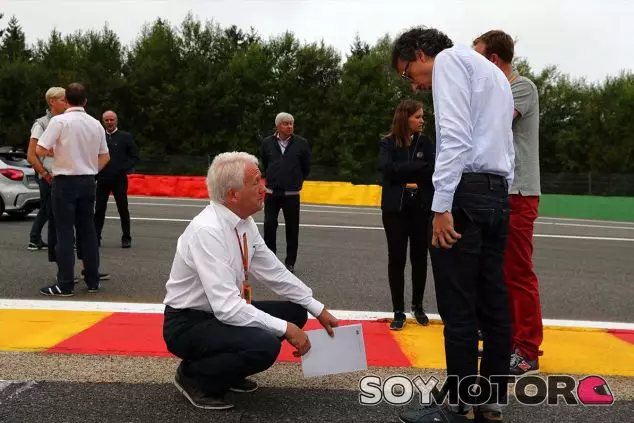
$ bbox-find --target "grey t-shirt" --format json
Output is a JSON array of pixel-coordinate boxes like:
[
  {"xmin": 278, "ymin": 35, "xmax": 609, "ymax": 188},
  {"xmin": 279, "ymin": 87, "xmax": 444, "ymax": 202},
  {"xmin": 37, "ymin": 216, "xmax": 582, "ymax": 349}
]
[
  {"xmin": 31, "ymin": 114, "xmax": 54, "ymax": 173},
  {"xmin": 510, "ymin": 70, "xmax": 541, "ymax": 196}
]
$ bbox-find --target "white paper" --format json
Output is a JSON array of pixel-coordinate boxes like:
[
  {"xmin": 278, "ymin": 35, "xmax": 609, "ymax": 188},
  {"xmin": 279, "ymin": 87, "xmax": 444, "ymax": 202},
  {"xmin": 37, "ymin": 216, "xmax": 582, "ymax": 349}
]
[{"xmin": 300, "ymin": 323, "xmax": 368, "ymax": 378}]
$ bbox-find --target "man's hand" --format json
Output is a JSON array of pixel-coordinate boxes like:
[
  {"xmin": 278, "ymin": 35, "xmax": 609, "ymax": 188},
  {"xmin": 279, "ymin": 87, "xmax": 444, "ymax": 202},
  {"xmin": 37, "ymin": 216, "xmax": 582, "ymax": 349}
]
[
  {"xmin": 432, "ymin": 211, "xmax": 461, "ymax": 249},
  {"xmin": 42, "ymin": 173, "xmax": 53, "ymax": 185},
  {"xmin": 317, "ymin": 309, "xmax": 339, "ymax": 337},
  {"xmin": 284, "ymin": 322, "xmax": 311, "ymax": 357}
]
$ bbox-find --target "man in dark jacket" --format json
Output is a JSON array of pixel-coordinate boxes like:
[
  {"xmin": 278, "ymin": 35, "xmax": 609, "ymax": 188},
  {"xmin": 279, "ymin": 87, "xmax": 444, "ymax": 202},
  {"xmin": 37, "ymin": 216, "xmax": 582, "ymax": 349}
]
[
  {"xmin": 94, "ymin": 110, "xmax": 139, "ymax": 248},
  {"xmin": 260, "ymin": 112, "xmax": 311, "ymax": 273}
]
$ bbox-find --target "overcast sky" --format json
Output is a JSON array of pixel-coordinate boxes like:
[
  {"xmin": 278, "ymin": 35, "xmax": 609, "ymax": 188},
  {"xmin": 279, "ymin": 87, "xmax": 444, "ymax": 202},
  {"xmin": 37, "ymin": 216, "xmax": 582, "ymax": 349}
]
[{"xmin": 3, "ymin": 0, "xmax": 633, "ymax": 82}]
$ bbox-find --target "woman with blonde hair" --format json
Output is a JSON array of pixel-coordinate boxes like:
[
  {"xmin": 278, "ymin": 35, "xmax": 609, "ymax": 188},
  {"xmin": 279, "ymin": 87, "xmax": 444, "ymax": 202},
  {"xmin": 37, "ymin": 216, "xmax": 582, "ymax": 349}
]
[{"xmin": 379, "ymin": 99, "xmax": 435, "ymax": 330}]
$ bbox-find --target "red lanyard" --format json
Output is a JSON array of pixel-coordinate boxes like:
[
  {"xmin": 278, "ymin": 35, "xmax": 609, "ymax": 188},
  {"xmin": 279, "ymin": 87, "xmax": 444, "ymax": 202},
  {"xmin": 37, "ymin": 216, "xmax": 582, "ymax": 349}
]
[{"xmin": 234, "ymin": 228, "xmax": 252, "ymax": 304}]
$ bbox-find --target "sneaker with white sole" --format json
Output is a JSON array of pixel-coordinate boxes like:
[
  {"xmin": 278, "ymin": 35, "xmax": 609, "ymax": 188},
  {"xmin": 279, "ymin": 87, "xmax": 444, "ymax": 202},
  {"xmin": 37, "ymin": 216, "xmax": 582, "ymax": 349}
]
[{"xmin": 510, "ymin": 348, "xmax": 539, "ymax": 376}]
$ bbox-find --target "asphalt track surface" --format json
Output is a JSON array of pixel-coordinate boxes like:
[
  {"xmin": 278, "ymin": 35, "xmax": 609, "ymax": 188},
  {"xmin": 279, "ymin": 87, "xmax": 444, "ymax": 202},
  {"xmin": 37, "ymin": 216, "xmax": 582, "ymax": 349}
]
[
  {"xmin": 1, "ymin": 195, "xmax": 633, "ymax": 322},
  {"xmin": 1, "ymin": 196, "xmax": 633, "ymax": 422}
]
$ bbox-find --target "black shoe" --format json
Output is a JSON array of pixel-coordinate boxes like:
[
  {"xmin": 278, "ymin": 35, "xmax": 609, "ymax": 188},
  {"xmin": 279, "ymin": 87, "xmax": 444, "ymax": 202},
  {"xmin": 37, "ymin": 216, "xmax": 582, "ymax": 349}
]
[
  {"xmin": 285, "ymin": 263, "xmax": 294, "ymax": 273},
  {"xmin": 475, "ymin": 408, "xmax": 504, "ymax": 422},
  {"xmin": 121, "ymin": 238, "xmax": 131, "ymax": 248},
  {"xmin": 412, "ymin": 305, "xmax": 429, "ymax": 326},
  {"xmin": 174, "ymin": 365, "xmax": 234, "ymax": 410},
  {"xmin": 390, "ymin": 311, "xmax": 407, "ymax": 330},
  {"xmin": 40, "ymin": 283, "xmax": 74, "ymax": 297},
  {"xmin": 399, "ymin": 405, "xmax": 475, "ymax": 423},
  {"xmin": 230, "ymin": 378, "xmax": 258, "ymax": 393},
  {"xmin": 28, "ymin": 241, "xmax": 48, "ymax": 251},
  {"xmin": 80, "ymin": 269, "xmax": 110, "ymax": 281}
]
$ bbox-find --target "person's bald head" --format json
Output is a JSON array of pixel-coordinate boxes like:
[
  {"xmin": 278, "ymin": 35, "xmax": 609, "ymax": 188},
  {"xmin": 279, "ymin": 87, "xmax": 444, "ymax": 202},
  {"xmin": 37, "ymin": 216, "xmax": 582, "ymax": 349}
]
[{"xmin": 102, "ymin": 110, "xmax": 118, "ymax": 132}]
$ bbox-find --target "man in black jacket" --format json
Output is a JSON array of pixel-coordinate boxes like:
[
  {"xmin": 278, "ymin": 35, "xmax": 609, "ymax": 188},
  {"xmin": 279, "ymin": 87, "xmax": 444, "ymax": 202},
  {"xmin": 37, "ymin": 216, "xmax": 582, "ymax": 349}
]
[
  {"xmin": 260, "ymin": 112, "xmax": 310, "ymax": 273},
  {"xmin": 94, "ymin": 110, "xmax": 139, "ymax": 248}
]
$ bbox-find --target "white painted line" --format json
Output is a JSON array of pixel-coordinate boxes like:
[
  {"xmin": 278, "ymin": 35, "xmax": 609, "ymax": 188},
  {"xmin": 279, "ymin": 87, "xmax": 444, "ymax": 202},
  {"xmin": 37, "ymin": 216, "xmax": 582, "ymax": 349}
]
[
  {"xmin": 536, "ymin": 222, "xmax": 634, "ymax": 231},
  {"xmin": 120, "ymin": 202, "xmax": 382, "ymax": 215},
  {"xmin": 108, "ymin": 216, "xmax": 634, "ymax": 242},
  {"xmin": 1, "ymin": 300, "xmax": 633, "ymax": 331},
  {"xmin": 0, "ymin": 381, "xmax": 37, "ymax": 404}
]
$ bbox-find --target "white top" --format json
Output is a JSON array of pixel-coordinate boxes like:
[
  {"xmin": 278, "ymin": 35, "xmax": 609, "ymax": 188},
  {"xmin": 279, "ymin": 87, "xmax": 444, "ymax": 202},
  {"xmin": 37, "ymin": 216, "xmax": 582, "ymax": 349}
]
[
  {"xmin": 37, "ymin": 107, "xmax": 109, "ymax": 176},
  {"xmin": 163, "ymin": 202, "xmax": 325, "ymax": 337},
  {"xmin": 30, "ymin": 119, "xmax": 54, "ymax": 173},
  {"xmin": 430, "ymin": 44, "xmax": 515, "ymax": 212}
]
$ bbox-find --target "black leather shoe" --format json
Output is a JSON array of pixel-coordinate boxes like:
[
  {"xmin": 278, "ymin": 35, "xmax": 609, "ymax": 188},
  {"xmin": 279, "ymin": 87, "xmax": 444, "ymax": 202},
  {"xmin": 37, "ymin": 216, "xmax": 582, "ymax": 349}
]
[
  {"xmin": 121, "ymin": 238, "xmax": 131, "ymax": 248},
  {"xmin": 390, "ymin": 311, "xmax": 407, "ymax": 330},
  {"xmin": 285, "ymin": 263, "xmax": 294, "ymax": 273},
  {"xmin": 230, "ymin": 378, "xmax": 258, "ymax": 393},
  {"xmin": 174, "ymin": 364, "xmax": 234, "ymax": 410}
]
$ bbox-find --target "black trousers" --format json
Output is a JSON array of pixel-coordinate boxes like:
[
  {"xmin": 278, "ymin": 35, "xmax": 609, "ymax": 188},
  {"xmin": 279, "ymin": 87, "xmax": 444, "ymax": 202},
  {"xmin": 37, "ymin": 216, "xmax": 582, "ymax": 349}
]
[
  {"xmin": 94, "ymin": 173, "xmax": 131, "ymax": 242},
  {"xmin": 51, "ymin": 175, "xmax": 100, "ymax": 289},
  {"xmin": 29, "ymin": 176, "xmax": 51, "ymax": 243},
  {"xmin": 163, "ymin": 301, "xmax": 307, "ymax": 397},
  {"xmin": 429, "ymin": 173, "xmax": 512, "ymax": 408},
  {"xmin": 381, "ymin": 197, "xmax": 431, "ymax": 312},
  {"xmin": 263, "ymin": 194, "xmax": 300, "ymax": 266}
]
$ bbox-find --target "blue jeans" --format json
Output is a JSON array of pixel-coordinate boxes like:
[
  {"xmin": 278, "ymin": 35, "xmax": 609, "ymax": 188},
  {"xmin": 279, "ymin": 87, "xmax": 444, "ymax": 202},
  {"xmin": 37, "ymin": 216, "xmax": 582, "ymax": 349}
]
[
  {"xmin": 29, "ymin": 177, "xmax": 51, "ymax": 243},
  {"xmin": 51, "ymin": 175, "xmax": 99, "ymax": 289}
]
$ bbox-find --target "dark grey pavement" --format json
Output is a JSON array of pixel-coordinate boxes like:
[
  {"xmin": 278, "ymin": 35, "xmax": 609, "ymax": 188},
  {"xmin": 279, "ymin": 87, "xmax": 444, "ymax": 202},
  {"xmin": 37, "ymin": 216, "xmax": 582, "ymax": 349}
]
[
  {"xmin": 0, "ymin": 379, "xmax": 630, "ymax": 423},
  {"xmin": 1, "ymin": 196, "xmax": 633, "ymax": 322}
]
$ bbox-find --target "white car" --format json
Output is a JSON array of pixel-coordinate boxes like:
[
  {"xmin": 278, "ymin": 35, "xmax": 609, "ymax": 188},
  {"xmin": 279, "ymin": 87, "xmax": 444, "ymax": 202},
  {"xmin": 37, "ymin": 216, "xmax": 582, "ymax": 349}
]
[{"xmin": 0, "ymin": 146, "xmax": 40, "ymax": 218}]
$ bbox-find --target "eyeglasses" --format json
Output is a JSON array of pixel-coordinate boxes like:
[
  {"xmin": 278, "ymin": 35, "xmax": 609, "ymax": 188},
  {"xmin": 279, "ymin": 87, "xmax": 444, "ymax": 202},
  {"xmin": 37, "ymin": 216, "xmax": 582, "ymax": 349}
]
[{"xmin": 401, "ymin": 61, "xmax": 413, "ymax": 82}]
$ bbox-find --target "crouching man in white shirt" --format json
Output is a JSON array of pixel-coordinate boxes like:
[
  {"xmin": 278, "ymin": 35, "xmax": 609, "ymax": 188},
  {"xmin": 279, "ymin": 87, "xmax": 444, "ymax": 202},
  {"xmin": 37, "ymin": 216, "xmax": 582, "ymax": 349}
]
[{"xmin": 162, "ymin": 151, "xmax": 339, "ymax": 410}]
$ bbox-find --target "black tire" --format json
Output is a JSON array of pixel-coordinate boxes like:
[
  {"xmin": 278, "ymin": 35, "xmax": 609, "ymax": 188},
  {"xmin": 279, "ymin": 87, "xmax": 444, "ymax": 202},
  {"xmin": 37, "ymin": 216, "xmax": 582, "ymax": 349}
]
[{"xmin": 7, "ymin": 209, "xmax": 30, "ymax": 218}]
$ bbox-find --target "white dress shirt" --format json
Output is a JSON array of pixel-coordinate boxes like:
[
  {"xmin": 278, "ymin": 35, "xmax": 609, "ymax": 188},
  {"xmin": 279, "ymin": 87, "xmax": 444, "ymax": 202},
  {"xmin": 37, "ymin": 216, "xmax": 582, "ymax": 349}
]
[
  {"xmin": 431, "ymin": 44, "xmax": 515, "ymax": 212},
  {"xmin": 37, "ymin": 107, "xmax": 109, "ymax": 176},
  {"xmin": 163, "ymin": 202, "xmax": 325, "ymax": 337}
]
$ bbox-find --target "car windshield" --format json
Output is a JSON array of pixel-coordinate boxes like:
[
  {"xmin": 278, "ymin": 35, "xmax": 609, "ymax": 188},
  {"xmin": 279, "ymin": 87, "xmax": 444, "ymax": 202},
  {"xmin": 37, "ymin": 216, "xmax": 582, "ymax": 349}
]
[{"xmin": 0, "ymin": 153, "xmax": 31, "ymax": 168}]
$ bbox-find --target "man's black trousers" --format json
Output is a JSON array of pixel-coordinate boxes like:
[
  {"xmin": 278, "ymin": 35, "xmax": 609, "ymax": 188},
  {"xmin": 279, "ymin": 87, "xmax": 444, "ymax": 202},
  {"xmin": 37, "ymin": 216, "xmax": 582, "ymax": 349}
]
[
  {"xmin": 263, "ymin": 193, "xmax": 300, "ymax": 266},
  {"xmin": 163, "ymin": 301, "xmax": 307, "ymax": 397},
  {"xmin": 429, "ymin": 173, "xmax": 512, "ymax": 409},
  {"xmin": 94, "ymin": 173, "xmax": 131, "ymax": 242}
]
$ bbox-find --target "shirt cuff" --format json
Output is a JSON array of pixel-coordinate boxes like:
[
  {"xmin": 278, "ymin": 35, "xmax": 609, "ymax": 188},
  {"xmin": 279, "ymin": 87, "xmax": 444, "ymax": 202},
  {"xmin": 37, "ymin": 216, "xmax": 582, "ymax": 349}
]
[
  {"xmin": 268, "ymin": 315, "xmax": 289, "ymax": 337},
  {"xmin": 431, "ymin": 191, "xmax": 455, "ymax": 213},
  {"xmin": 305, "ymin": 298, "xmax": 325, "ymax": 318}
]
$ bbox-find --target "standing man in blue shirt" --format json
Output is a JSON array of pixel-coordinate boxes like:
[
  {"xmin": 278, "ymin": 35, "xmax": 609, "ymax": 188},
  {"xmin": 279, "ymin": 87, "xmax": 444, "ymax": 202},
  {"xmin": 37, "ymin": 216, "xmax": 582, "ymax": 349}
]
[{"xmin": 392, "ymin": 27, "xmax": 515, "ymax": 423}]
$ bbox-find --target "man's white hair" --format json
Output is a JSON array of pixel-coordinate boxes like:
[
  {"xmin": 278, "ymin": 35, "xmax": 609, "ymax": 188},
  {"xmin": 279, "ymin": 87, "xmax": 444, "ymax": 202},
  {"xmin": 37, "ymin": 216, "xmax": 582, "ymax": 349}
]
[
  {"xmin": 206, "ymin": 152, "xmax": 259, "ymax": 203},
  {"xmin": 45, "ymin": 87, "xmax": 65, "ymax": 103},
  {"xmin": 275, "ymin": 112, "xmax": 294, "ymax": 127}
]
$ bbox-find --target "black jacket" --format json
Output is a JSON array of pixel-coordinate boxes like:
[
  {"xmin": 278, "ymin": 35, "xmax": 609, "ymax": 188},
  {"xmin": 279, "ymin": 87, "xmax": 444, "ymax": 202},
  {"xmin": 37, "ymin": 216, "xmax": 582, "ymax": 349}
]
[
  {"xmin": 379, "ymin": 133, "xmax": 435, "ymax": 212},
  {"xmin": 98, "ymin": 129, "xmax": 139, "ymax": 179},
  {"xmin": 260, "ymin": 134, "xmax": 311, "ymax": 192}
]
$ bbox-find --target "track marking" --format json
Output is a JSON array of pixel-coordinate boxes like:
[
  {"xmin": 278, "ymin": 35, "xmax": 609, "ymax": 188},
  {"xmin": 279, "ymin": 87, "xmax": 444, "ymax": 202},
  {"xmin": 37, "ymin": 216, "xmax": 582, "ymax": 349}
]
[
  {"xmin": 1, "ymin": 300, "xmax": 633, "ymax": 331},
  {"xmin": 106, "ymin": 216, "xmax": 634, "ymax": 241}
]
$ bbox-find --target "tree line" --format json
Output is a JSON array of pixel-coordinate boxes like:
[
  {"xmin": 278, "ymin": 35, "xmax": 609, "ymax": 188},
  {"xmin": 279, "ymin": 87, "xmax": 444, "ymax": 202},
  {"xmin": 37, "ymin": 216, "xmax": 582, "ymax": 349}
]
[{"xmin": 0, "ymin": 13, "xmax": 632, "ymax": 183}]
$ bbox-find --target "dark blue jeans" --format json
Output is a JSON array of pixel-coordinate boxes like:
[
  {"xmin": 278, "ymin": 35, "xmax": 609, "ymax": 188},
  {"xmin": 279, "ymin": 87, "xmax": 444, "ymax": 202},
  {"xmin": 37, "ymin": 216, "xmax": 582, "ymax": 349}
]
[
  {"xmin": 51, "ymin": 175, "xmax": 99, "ymax": 290},
  {"xmin": 29, "ymin": 176, "xmax": 51, "ymax": 243},
  {"xmin": 429, "ymin": 173, "xmax": 512, "ymax": 409}
]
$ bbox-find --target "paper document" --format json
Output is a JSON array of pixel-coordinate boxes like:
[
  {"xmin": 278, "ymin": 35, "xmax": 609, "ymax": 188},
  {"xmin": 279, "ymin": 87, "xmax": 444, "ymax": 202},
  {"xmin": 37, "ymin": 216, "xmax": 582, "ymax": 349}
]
[{"xmin": 300, "ymin": 323, "xmax": 368, "ymax": 378}]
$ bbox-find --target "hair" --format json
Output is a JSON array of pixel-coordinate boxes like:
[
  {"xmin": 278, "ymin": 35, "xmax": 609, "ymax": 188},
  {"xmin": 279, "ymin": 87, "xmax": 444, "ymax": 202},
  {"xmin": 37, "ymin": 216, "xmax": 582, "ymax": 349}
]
[
  {"xmin": 45, "ymin": 87, "xmax": 65, "ymax": 104},
  {"xmin": 391, "ymin": 26, "xmax": 454, "ymax": 71},
  {"xmin": 65, "ymin": 82, "xmax": 86, "ymax": 106},
  {"xmin": 387, "ymin": 99, "xmax": 423, "ymax": 148},
  {"xmin": 206, "ymin": 152, "xmax": 259, "ymax": 203},
  {"xmin": 275, "ymin": 112, "xmax": 294, "ymax": 127},
  {"xmin": 472, "ymin": 30, "xmax": 514, "ymax": 63}
]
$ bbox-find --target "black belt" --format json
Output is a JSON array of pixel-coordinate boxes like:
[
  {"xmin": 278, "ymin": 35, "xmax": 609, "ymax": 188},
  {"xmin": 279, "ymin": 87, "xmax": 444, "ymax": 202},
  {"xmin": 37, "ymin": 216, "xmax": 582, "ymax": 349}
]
[{"xmin": 458, "ymin": 172, "xmax": 508, "ymax": 191}]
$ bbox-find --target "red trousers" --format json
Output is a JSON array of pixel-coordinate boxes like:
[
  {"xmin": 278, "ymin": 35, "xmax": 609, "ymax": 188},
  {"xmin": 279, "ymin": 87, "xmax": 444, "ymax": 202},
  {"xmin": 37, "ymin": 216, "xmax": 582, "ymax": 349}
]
[{"xmin": 504, "ymin": 195, "xmax": 543, "ymax": 360}]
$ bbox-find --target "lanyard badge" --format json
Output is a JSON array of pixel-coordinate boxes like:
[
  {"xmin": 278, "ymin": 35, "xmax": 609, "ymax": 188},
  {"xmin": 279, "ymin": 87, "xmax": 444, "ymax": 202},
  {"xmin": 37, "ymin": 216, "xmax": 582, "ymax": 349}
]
[{"xmin": 235, "ymin": 229, "xmax": 252, "ymax": 304}]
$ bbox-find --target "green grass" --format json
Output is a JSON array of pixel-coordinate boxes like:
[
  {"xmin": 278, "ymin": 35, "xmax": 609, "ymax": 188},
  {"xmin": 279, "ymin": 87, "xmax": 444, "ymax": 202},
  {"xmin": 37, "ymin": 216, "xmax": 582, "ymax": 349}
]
[{"xmin": 539, "ymin": 195, "xmax": 634, "ymax": 222}]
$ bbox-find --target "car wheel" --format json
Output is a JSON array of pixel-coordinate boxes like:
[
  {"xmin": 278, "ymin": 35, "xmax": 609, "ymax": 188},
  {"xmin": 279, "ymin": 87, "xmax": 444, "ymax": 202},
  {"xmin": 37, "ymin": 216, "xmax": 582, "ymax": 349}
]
[
  {"xmin": 7, "ymin": 209, "xmax": 31, "ymax": 219},
  {"xmin": 0, "ymin": 197, "xmax": 5, "ymax": 216}
]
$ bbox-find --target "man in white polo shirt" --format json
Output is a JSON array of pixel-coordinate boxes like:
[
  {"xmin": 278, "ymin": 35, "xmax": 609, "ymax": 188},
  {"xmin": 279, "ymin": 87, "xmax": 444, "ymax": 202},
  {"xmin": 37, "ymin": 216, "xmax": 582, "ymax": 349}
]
[{"xmin": 36, "ymin": 83, "xmax": 110, "ymax": 296}]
